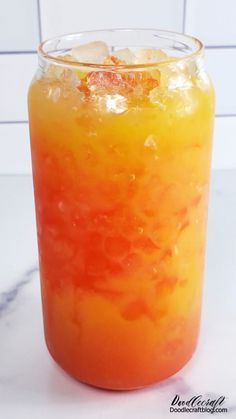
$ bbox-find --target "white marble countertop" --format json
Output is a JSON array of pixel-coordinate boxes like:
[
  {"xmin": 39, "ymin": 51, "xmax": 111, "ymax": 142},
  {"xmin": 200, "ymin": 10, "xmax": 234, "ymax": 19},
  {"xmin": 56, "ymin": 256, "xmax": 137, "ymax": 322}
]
[{"xmin": 0, "ymin": 171, "xmax": 236, "ymax": 419}]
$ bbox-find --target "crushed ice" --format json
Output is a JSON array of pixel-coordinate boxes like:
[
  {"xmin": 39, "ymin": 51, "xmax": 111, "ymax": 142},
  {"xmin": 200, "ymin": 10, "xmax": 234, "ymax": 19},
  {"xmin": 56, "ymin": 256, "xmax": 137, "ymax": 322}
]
[
  {"xmin": 97, "ymin": 94, "xmax": 128, "ymax": 114},
  {"xmin": 144, "ymin": 135, "xmax": 157, "ymax": 149},
  {"xmin": 47, "ymin": 86, "xmax": 61, "ymax": 102}
]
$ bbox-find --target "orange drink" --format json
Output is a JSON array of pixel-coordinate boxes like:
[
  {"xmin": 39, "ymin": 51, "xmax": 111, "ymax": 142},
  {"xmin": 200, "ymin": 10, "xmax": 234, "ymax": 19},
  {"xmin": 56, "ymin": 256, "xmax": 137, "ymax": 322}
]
[{"xmin": 28, "ymin": 30, "xmax": 214, "ymax": 389}]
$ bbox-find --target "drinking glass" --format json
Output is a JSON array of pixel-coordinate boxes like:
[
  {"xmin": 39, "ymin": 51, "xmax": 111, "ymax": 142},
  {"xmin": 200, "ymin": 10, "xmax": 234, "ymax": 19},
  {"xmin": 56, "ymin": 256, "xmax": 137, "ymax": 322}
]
[{"xmin": 28, "ymin": 29, "xmax": 215, "ymax": 390}]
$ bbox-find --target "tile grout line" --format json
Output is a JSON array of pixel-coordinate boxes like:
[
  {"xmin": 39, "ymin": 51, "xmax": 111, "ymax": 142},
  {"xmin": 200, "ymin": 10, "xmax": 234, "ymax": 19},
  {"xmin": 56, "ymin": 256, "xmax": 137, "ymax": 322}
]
[
  {"xmin": 0, "ymin": 51, "xmax": 37, "ymax": 55},
  {"xmin": 182, "ymin": 0, "xmax": 187, "ymax": 33},
  {"xmin": 0, "ymin": 121, "xmax": 28, "ymax": 124},
  {"xmin": 37, "ymin": 0, "xmax": 43, "ymax": 43},
  {"xmin": 215, "ymin": 114, "xmax": 236, "ymax": 118},
  {"xmin": 205, "ymin": 45, "xmax": 236, "ymax": 49},
  {"xmin": 0, "ymin": 173, "xmax": 32, "ymax": 177}
]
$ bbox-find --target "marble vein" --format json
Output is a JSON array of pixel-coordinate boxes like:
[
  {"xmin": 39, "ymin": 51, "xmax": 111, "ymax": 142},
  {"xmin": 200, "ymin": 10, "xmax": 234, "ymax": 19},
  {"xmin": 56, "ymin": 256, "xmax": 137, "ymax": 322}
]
[{"xmin": 0, "ymin": 266, "xmax": 38, "ymax": 318}]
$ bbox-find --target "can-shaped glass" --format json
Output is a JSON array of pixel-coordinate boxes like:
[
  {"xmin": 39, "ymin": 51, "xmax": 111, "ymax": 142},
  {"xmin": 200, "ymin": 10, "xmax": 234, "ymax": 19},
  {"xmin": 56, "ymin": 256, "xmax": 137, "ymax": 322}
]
[{"xmin": 28, "ymin": 29, "xmax": 215, "ymax": 390}]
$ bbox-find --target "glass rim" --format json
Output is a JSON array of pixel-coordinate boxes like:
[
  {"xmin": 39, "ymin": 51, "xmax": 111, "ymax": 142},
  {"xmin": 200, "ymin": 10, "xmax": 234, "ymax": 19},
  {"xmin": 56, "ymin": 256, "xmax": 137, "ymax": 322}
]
[{"xmin": 38, "ymin": 28, "xmax": 204, "ymax": 71}]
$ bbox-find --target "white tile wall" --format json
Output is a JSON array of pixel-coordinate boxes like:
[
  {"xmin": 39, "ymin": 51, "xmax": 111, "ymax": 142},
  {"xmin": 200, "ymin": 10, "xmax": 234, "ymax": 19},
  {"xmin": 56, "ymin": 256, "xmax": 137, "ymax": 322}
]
[
  {"xmin": 205, "ymin": 48, "xmax": 236, "ymax": 115},
  {"xmin": 185, "ymin": 0, "xmax": 236, "ymax": 46},
  {"xmin": 0, "ymin": 0, "xmax": 236, "ymax": 173},
  {"xmin": 0, "ymin": 54, "xmax": 38, "ymax": 122},
  {"xmin": 40, "ymin": 0, "xmax": 184, "ymax": 39},
  {"xmin": 0, "ymin": 123, "xmax": 31, "ymax": 174},
  {"xmin": 212, "ymin": 117, "xmax": 236, "ymax": 169},
  {"xmin": 0, "ymin": 0, "xmax": 40, "ymax": 51}
]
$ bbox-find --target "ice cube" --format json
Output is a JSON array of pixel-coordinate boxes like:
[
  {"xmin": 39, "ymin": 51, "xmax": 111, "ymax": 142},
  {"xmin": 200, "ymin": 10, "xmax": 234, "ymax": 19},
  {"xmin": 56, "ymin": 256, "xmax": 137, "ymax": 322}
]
[
  {"xmin": 71, "ymin": 41, "xmax": 109, "ymax": 64},
  {"xmin": 113, "ymin": 48, "xmax": 135, "ymax": 64},
  {"xmin": 135, "ymin": 48, "xmax": 168, "ymax": 64}
]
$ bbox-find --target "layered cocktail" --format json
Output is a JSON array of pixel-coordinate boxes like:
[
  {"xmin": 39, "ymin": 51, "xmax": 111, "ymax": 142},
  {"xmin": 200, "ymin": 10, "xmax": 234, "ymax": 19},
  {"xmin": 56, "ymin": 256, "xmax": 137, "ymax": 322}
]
[{"xmin": 28, "ymin": 30, "xmax": 214, "ymax": 389}]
